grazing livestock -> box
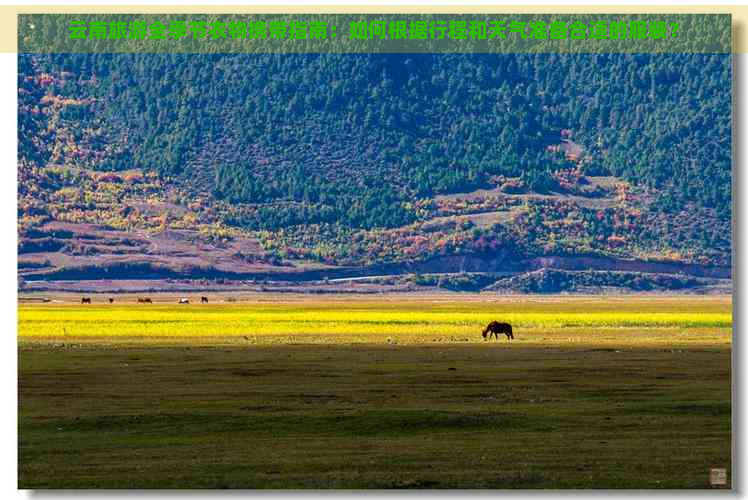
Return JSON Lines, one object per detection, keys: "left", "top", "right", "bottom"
{"left": 137, "top": 297, "right": 152, "bottom": 304}
{"left": 108, "top": 298, "right": 114, "bottom": 304}
{"left": 482, "top": 321, "right": 514, "bottom": 341}
{"left": 81, "top": 297, "right": 91, "bottom": 304}
{"left": 201, "top": 296, "right": 209, "bottom": 304}
{"left": 178, "top": 298, "right": 190, "bottom": 304}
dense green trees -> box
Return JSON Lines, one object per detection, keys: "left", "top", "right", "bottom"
{"left": 19, "top": 52, "right": 731, "bottom": 230}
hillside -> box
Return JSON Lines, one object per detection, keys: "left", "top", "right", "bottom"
{"left": 17, "top": 53, "right": 732, "bottom": 294}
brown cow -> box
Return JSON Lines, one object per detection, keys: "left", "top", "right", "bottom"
{"left": 201, "top": 296, "right": 208, "bottom": 304}
{"left": 81, "top": 297, "right": 91, "bottom": 304}
{"left": 482, "top": 321, "right": 514, "bottom": 341}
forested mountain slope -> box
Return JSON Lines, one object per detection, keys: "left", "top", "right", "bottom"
{"left": 17, "top": 53, "right": 732, "bottom": 293}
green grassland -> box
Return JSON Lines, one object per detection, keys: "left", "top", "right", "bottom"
{"left": 18, "top": 295, "right": 732, "bottom": 488}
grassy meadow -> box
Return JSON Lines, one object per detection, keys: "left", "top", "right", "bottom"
{"left": 18, "top": 295, "right": 731, "bottom": 345}
{"left": 18, "top": 295, "right": 732, "bottom": 488}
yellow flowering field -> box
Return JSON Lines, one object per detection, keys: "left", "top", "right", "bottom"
{"left": 17, "top": 296, "right": 732, "bottom": 346}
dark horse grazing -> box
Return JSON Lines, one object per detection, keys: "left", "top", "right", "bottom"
{"left": 201, "top": 296, "right": 209, "bottom": 304}
{"left": 81, "top": 297, "right": 91, "bottom": 304}
{"left": 482, "top": 321, "right": 514, "bottom": 341}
